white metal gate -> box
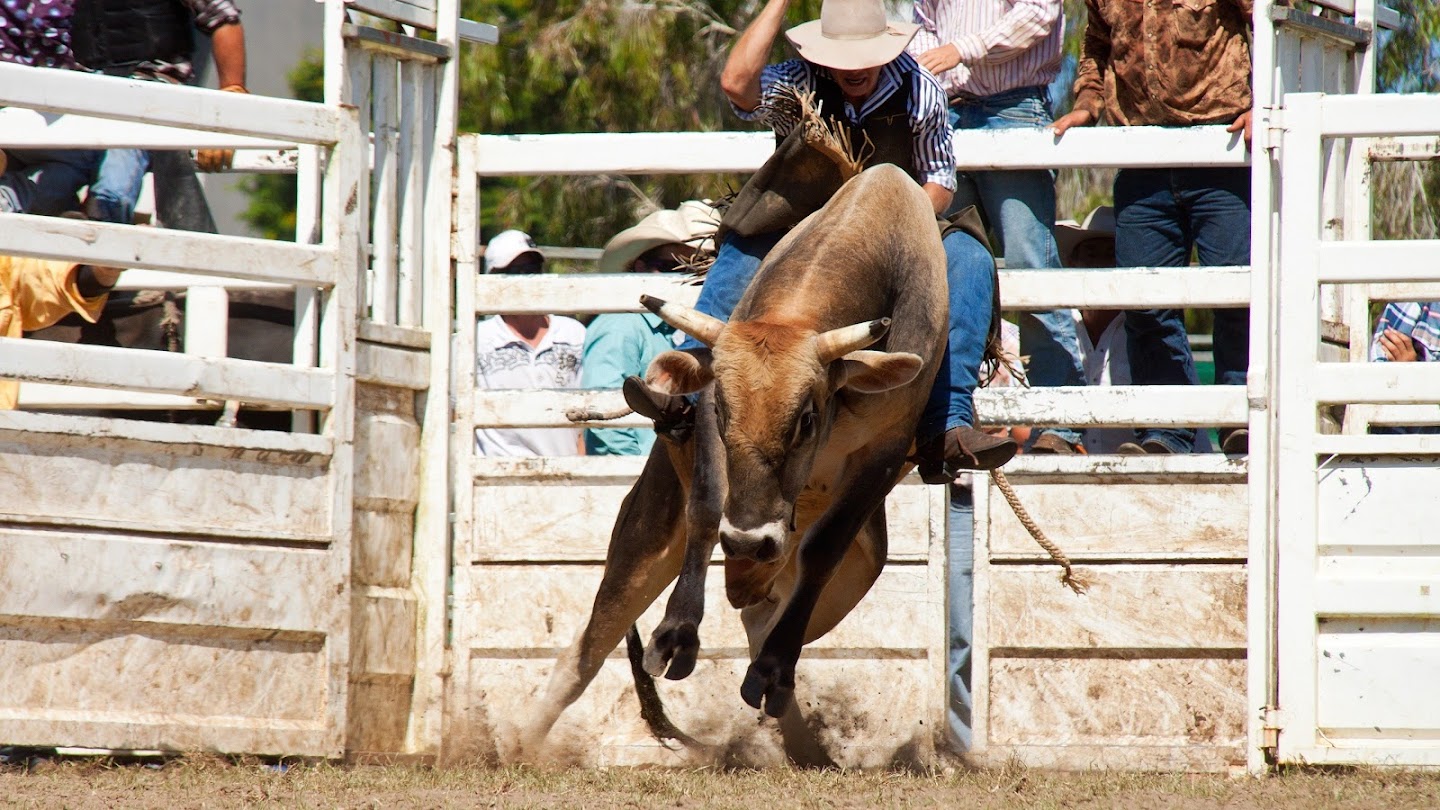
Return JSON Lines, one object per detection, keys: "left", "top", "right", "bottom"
{"left": 1266, "top": 91, "right": 1440, "bottom": 767}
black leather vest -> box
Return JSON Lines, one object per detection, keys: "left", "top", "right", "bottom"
{"left": 811, "top": 71, "right": 918, "bottom": 183}
{"left": 720, "top": 69, "right": 921, "bottom": 238}
{"left": 71, "top": 0, "right": 194, "bottom": 76}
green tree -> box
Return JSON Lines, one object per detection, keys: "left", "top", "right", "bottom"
{"left": 460, "top": 0, "right": 821, "bottom": 251}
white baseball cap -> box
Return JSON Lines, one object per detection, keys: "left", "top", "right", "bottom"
{"left": 483, "top": 229, "right": 544, "bottom": 273}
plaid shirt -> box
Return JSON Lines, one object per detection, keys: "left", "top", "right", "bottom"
{"left": 1370, "top": 301, "right": 1440, "bottom": 362}
{"left": 1073, "top": 0, "right": 1252, "bottom": 127}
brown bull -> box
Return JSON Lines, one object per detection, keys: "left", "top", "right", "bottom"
{"left": 525, "top": 164, "right": 948, "bottom": 756}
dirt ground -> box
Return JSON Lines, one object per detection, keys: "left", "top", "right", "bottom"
{"left": 3, "top": 757, "right": 1439, "bottom": 810}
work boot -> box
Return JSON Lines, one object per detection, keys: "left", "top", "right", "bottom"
{"left": 1219, "top": 427, "right": 1249, "bottom": 455}
{"left": 623, "top": 375, "right": 695, "bottom": 444}
{"left": 1029, "top": 432, "right": 1086, "bottom": 455}
{"left": 913, "top": 426, "right": 1018, "bottom": 484}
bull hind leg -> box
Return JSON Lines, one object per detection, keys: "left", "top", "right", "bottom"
{"left": 644, "top": 387, "right": 724, "bottom": 681}
{"left": 521, "top": 447, "right": 688, "bottom": 754}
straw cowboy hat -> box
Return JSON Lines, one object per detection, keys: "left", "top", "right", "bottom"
{"left": 598, "top": 200, "right": 721, "bottom": 274}
{"left": 1054, "top": 205, "right": 1116, "bottom": 267}
{"left": 785, "top": 0, "right": 920, "bottom": 71}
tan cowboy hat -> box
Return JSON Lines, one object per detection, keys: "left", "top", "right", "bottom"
{"left": 785, "top": 0, "right": 920, "bottom": 71}
{"left": 599, "top": 200, "right": 720, "bottom": 274}
{"left": 1054, "top": 205, "right": 1116, "bottom": 267}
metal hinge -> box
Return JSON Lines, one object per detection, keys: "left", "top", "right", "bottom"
{"left": 1262, "top": 706, "right": 1283, "bottom": 754}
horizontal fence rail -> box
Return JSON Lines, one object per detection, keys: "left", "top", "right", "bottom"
{"left": 473, "top": 267, "right": 1253, "bottom": 315}
{"left": 471, "top": 385, "right": 1248, "bottom": 430}
{"left": 0, "top": 108, "right": 295, "bottom": 150}
{"left": 0, "top": 63, "right": 341, "bottom": 144}
{"left": 2, "top": 214, "right": 337, "bottom": 287}
{"left": 472, "top": 126, "right": 1249, "bottom": 176}
{"left": 0, "top": 338, "right": 333, "bottom": 409}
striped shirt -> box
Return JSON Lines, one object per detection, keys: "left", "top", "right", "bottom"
{"left": 1371, "top": 302, "right": 1440, "bottom": 362}
{"left": 908, "top": 0, "right": 1064, "bottom": 99}
{"left": 734, "top": 54, "right": 956, "bottom": 191}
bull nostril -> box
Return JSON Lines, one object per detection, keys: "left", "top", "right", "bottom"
{"left": 755, "top": 539, "right": 779, "bottom": 563}
{"left": 719, "top": 536, "right": 739, "bottom": 558}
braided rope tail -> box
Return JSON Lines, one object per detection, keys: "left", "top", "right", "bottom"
{"left": 989, "top": 468, "right": 1088, "bottom": 595}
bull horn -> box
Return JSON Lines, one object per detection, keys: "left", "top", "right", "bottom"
{"left": 640, "top": 295, "right": 725, "bottom": 347}
{"left": 816, "top": 318, "right": 890, "bottom": 363}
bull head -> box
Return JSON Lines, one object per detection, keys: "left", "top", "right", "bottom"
{"left": 639, "top": 295, "right": 922, "bottom": 564}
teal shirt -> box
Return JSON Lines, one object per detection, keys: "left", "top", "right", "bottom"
{"left": 581, "top": 312, "right": 678, "bottom": 456}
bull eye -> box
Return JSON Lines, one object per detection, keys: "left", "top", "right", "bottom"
{"left": 795, "top": 409, "right": 817, "bottom": 445}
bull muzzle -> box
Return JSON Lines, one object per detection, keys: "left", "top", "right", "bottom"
{"left": 718, "top": 516, "right": 786, "bottom": 563}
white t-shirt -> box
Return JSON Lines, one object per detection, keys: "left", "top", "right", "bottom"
{"left": 1074, "top": 311, "right": 1211, "bottom": 454}
{"left": 474, "top": 315, "right": 585, "bottom": 457}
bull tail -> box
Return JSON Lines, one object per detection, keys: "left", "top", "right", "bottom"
{"left": 624, "top": 623, "right": 705, "bottom": 749}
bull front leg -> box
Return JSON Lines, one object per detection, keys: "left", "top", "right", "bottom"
{"left": 643, "top": 387, "right": 725, "bottom": 681}
{"left": 522, "top": 446, "right": 687, "bottom": 752}
{"left": 739, "top": 446, "right": 906, "bottom": 718}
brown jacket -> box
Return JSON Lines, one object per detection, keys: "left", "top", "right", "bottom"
{"left": 1072, "top": 0, "right": 1252, "bottom": 127}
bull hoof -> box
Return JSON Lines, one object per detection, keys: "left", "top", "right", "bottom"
{"left": 643, "top": 621, "right": 701, "bottom": 680}
{"left": 740, "top": 656, "right": 794, "bottom": 718}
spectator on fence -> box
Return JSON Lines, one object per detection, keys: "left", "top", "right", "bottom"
{"left": 582, "top": 201, "right": 718, "bottom": 456}
{"left": 1367, "top": 301, "right": 1440, "bottom": 435}
{"left": 69, "top": 0, "right": 247, "bottom": 229}
{"left": 907, "top": 0, "right": 1090, "bottom": 457}
{"left": 1051, "top": 0, "right": 1253, "bottom": 456}
{"left": 1056, "top": 206, "right": 1215, "bottom": 453}
{"left": 0, "top": 2, "right": 101, "bottom": 217}
{"left": 475, "top": 229, "right": 585, "bottom": 457}
{"left": 652, "top": 0, "right": 1016, "bottom": 481}
{"left": 1, "top": 249, "right": 122, "bottom": 409}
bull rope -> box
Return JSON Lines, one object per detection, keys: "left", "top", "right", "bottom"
{"left": 989, "top": 468, "right": 1087, "bottom": 595}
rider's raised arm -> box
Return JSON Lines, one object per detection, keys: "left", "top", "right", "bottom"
{"left": 721, "top": 0, "right": 794, "bottom": 112}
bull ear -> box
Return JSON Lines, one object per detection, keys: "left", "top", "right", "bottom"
{"left": 644, "top": 349, "right": 714, "bottom": 396}
{"left": 834, "top": 350, "right": 924, "bottom": 394}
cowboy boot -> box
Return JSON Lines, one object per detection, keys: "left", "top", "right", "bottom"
{"left": 913, "top": 426, "right": 1018, "bottom": 484}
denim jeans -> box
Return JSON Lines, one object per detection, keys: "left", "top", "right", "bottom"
{"left": 950, "top": 87, "right": 1085, "bottom": 446}
{"left": 947, "top": 484, "right": 975, "bottom": 752}
{"left": 87, "top": 148, "right": 152, "bottom": 225}
{"left": 1114, "top": 167, "right": 1251, "bottom": 453}
{"left": 0, "top": 148, "right": 101, "bottom": 215}
{"left": 682, "top": 227, "right": 995, "bottom": 440}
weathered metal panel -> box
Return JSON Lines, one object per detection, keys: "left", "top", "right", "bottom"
{"left": 1316, "top": 618, "right": 1440, "bottom": 738}
{"left": 987, "top": 481, "right": 1247, "bottom": 559}
{"left": 451, "top": 562, "right": 943, "bottom": 768}
{"left": 986, "top": 566, "right": 1247, "bottom": 650}
{"left": 985, "top": 658, "right": 1246, "bottom": 750}
{"left": 0, "top": 527, "right": 343, "bottom": 754}
{"left": 0, "top": 421, "right": 331, "bottom": 542}
{"left": 468, "top": 475, "right": 934, "bottom": 563}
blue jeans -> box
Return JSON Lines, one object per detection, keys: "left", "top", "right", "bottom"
{"left": 682, "top": 228, "right": 995, "bottom": 440}
{"left": 88, "top": 148, "right": 151, "bottom": 225}
{"left": 1114, "top": 167, "right": 1251, "bottom": 453}
{"left": 947, "top": 484, "right": 975, "bottom": 751}
{"left": 0, "top": 148, "right": 101, "bottom": 215}
{"left": 951, "top": 87, "right": 1085, "bottom": 446}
